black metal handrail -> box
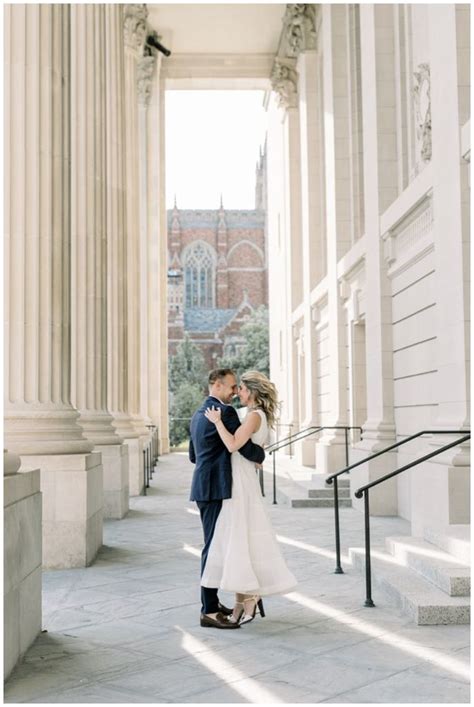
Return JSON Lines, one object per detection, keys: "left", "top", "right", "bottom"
{"left": 354, "top": 432, "right": 470, "bottom": 607}
{"left": 326, "top": 429, "right": 469, "bottom": 574}
{"left": 267, "top": 426, "right": 363, "bottom": 506}
{"left": 266, "top": 425, "right": 320, "bottom": 453}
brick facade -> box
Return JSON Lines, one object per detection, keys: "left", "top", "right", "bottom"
{"left": 167, "top": 203, "right": 267, "bottom": 369}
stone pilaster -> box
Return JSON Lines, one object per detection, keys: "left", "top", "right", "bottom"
{"left": 70, "top": 4, "right": 129, "bottom": 520}
{"left": 315, "top": 5, "right": 351, "bottom": 475}
{"left": 350, "top": 4, "right": 397, "bottom": 515}
{"left": 4, "top": 4, "right": 103, "bottom": 566}
{"left": 408, "top": 5, "right": 470, "bottom": 535}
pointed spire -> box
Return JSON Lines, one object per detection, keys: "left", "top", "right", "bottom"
{"left": 219, "top": 193, "right": 224, "bottom": 210}
{"left": 173, "top": 193, "right": 178, "bottom": 209}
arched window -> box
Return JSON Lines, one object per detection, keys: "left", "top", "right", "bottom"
{"left": 183, "top": 242, "right": 215, "bottom": 308}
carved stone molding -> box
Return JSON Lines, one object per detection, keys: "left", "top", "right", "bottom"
{"left": 124, "top": 4, "right": 148, "bottom": 52}
{"left": 413, "top": 63, "right": 432, "bottom": 163}
{"left": 137, "top": 53, "right": 156, "bottom": 104}
{"left": 284, "top": 4, "right": 317, "bottom": 57}
{"left": 271, "top": 57, "right": 298, "bottom": 109}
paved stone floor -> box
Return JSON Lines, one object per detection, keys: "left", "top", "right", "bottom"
{"left": 5, "top": 453, "right": 470, "bottom": 704}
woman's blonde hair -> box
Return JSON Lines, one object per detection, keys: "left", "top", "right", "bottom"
{"left": 240, "top": 370, "right": 280, "bottom": 428}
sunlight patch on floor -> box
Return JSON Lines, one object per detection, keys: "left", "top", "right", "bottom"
{"left": 285, "top": 592, "right": 470, "bottom": 682}
{"left": 277, "top": 534, "right": 350, "bottom": 564}
{"left": 178, "top": 628, "right": 282, "bottom": 703}
{"left": 183, "top": 543, "right": 201, "bottom": 558}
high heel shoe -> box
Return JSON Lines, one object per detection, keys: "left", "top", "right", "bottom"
{"left": 229, "top": 601, "right": 245, "bottom": 624}
{"left": 239, "top": 595, "right": 265, "bottom": 625}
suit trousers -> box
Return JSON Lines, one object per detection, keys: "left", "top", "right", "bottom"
{"left": 197, "top": 499, "right": 223, "bottom": 614}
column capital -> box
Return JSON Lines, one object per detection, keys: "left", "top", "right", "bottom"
{"left": 4, "top": 450, "right": 21, "bottom": 476}
{"left": 413, "top": 62, "right": 432, "bottom": 164}
{"left": 123, "top": 4, "right": 148, "bottom": 52}
{"left": 137, "top": 51, "right": 157, "bottom": 105}
{"left": 271, "top": 57, "right": 298, "bottom": 110}
{"left": 284, "top": 4, "right": 317, "bottom": 58}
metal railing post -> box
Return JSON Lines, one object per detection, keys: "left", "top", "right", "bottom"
{"left": 333, "top": 476, "right": 343, "bottom": 574}
{"left": 143, "top": 449, "right": 147, "bottom": 496}
{"left": 289, "top": 426, "right": 293, "bottom": 458}
{"left": 272, "top": 452, "right": 277, "bottom": 504}
{"left": 363, "top": 490, "right": 375, "bottom": 607}
{"left": 259, "top": 467, "right": 265, "bottom": 497}
{"left": 344, "top": 427, "right": 349, "bottom": 467}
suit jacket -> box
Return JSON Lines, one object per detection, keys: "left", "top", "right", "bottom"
{"left": 189, "top": 395, "right": 265, "bottom": 502}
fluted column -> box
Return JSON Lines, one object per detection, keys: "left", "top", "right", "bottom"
{"left": 142, "top": 32, "right": 170, "bottom": 452}
{"left": 70, "top": 4, "right": 129, "bottom": 519}
{"left": 122, "top": 4, "right": 150, "bottom": 494}
{"left": 5, "top": 4, "right": 103, "bottom": 567}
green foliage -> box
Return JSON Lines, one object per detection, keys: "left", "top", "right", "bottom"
{"left": 218, "top": 306, "right": 269, "bottom": 379}
{"left": 169, "top": 381, "right": 204, "bottom": 447}
{"left": 168, "top": 335, "right": 207, "bottom": 393}
{"left": 168, "top": 335, "right": 207, "bottom": 447}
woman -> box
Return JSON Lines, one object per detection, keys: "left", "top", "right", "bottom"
{"left": 202, "top": 370, "right": 297, "bottom": 624}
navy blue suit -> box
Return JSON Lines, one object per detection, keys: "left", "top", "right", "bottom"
{"left": 189, "top": 396, "right": 265, "bottom": 614}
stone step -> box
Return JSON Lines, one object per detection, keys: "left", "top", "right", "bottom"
{"left": 308, "top": 487, "right": 351, "bottom": 499}
{"left": 291, "top": 498, "right": 352, "bottom": 509}
{"left": 313, "top": 474, "right": 350, "bottom": 488}
{"left": 423, "top": 525, "right": 471, "bottom": 565}
{"left": 349, "top": 546, "right": 470, "bottom": 625}
{"left": 385, "top": 536, "right": 470, "bottom": 597}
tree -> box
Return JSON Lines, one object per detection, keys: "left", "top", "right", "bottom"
{"left": 169, "top": 381, "right": 204, "bottom": 447}
{"left": 218, "top": 306, "right": 269, "bottom": 379}
{"left": 168, "top": 334, "right": 207, "bottom": 393}
{"left": 168, "top": 335, "right": 207, "bottom": 446}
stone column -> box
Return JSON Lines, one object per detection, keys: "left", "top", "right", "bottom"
{"left": 351, "top": 4, "right": 398, "bottom": 514}
{"left": 70, "top": 4, "right": 129, "bottom": 520}
{"left": 4, "top": 4, "right": 103, "bottom": 567}
{"left": 145, "top": 41, "right": 170, "bottom": 452}
{"left": 410, "top": 5, "right": 470, "bottom": 534}
{"left": 297, "top": 49, "right": 321, "bottom": 466}
{"left": 122, "top": 4, "right": 150, "bottom": 495}
{"left": 271, "top": 56, "right": 302, "bottom": 445}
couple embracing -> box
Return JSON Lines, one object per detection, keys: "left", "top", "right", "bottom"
{"left": 189, "top": 368, "right": 297, "bottom": 629}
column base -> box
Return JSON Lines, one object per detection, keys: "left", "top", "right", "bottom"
{"left": 411, "top": 459, "right": 470, "bottom": 536}
{"left": 296, "top": 438, "right": 316, "bottom": 467}
{"left": 22, "top": 452, "right": 103, "bottom": 569}
{"left": 4, "top": 469, "right": 42, "bottom": 680}
{"left": 95, "top": 443, "right": 129, "bottom": 519}
{"left": 315, "top": 430, "right": 347, "bottom": 475}
{"left": 159, "top": 436, "right": 170, "bottom": 455}
{"left": 122, "top": 437, "right": 144, "bottom": 496}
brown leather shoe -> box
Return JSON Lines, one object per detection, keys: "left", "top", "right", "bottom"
{"left": 200, "top": 612, "right": 240, "bottom": 629}
{"left": 217, "top": 602, "right": 233, "bottom": 616}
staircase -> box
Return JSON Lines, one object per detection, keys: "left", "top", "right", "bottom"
{"left": 262, "top": 454, "right": 353, "bottom": 508}
{"left": 349, "top": 525, "right": 470, "bottom": 625}
{"left": 291, "top": 474, "right": 352, "bottom": 508}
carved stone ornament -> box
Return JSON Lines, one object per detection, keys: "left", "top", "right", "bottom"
{"left": 284, "top": 4, "right": 317, "bottom": 57}
{"left": 124, "top": 4, "right": 148, "bottom": 51}
{"left": 271, "top": 57, "right": 298, "bottom": 109}
{"left": 137, "top": 53, "right": 156, "bottom": 104}
{"left": 413, "top": 63, "right": 432, "bottom": 163}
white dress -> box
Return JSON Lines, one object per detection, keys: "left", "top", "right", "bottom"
{"left": 201, "top": 409, "right": 297, "bottom": 595}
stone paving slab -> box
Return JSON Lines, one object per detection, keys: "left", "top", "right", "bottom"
{"left": 4, "top": 452, "right": 470, "bottom": 704}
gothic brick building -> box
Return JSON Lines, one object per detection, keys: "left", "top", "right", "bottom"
{"left": 168, "top": 150, "right": 268, "bottom": 369}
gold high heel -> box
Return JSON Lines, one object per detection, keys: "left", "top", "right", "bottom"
{"left": 239, "top": 595, "right": 265, "bottom": 625}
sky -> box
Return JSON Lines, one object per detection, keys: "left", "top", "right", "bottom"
{"left": 165, "top": 90, "right": 268, "bottom": 210}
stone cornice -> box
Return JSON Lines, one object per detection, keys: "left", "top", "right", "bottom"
{"left": 123, "top": 4, "right": 148, "bottom": 52}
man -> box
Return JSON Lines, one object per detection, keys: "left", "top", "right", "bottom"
{"left": 189, "top": 368, "right": 265, "bottom": 629}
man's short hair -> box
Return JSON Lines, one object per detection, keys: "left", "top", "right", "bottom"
{"left": 208, "top": 368, "right": 235, "bottom": 386}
